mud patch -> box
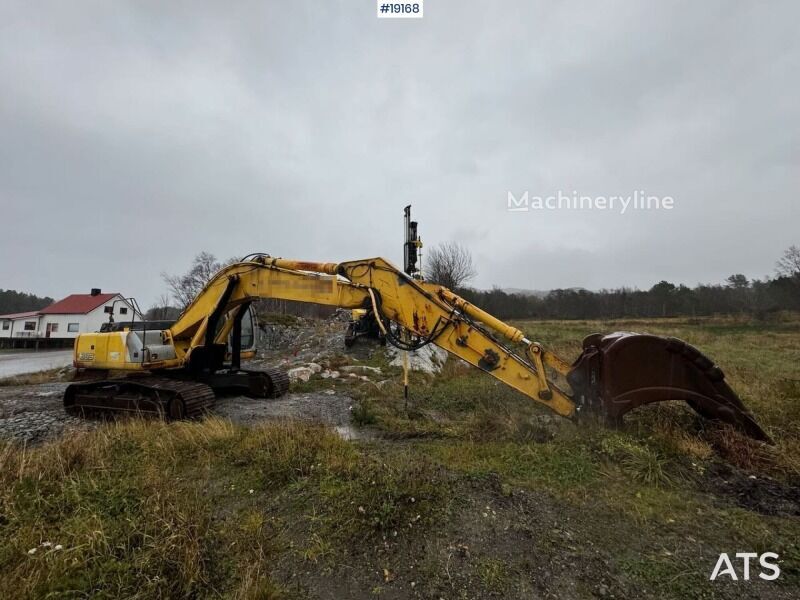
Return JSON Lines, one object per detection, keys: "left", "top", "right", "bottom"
{"left": 705, "top": 462, "right": 800, "bottom": 516}
{"left": 287, "top": 473, "right": 645, "bottom": 600}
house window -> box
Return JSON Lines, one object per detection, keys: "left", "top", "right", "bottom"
{"left": 24, "top": 321, "right": 36, "bottom": 331}
{"left": 67, "top": 323, "right": 80, "bottom": 333}
{"left": 120, "top": 307, "right": 128, "bottom": 315}
{"left": 2, "top": 321, "right": 8, "bottom": 330}
{"left": 49, "top": 323, "right": 59, "bottom": 332}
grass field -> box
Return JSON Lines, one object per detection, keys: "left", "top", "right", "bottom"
{"left": 1, "top": 315, "right": 798, "bottom": 598}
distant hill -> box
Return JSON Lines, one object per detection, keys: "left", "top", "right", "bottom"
{"left": 0, "top": 289, "right": 55, "bottom": 315}
{"left": 502, "top": 288, "right": 549, "bottom": 298}
{"left": 501, "top": 287, "right": 590, "bottom": 298}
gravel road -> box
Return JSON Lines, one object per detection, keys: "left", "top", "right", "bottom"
{"left": 0, "top": 382, "right": 363, "bottom": 445}
{"left": 0, "top": 382, "right": 94, "bottom": 444}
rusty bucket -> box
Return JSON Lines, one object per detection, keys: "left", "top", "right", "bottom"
{"left": 567, "top": 332, "right": 771, "bottom": 443}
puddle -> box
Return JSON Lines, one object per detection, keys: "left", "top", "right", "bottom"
{"left": 334, "top": 424, "right": 378, "bottom": 441}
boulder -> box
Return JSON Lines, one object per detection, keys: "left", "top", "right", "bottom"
{"left": 287, "top": 366, "right": 313, "bottom": 383}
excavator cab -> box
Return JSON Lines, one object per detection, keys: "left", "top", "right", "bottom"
{"left": 228, "top": 305, "right": 257, "bottom": 360}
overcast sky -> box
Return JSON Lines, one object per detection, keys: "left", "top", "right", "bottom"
{"left": 1, "top": 1, "right": 797, "bottom": 307}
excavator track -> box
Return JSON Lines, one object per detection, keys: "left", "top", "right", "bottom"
{"left": 64, "top": 376, "right": 215, "bottom": 419}
{"left": 162, "top": 366, "right": 291, "bottom": 399}
{"left": 257, "top": 366, "right": 290, "bottom": 398}
{"left": 63, "top": 366, "right": 290, "bottom": 421}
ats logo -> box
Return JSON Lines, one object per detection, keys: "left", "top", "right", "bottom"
{"left": 710, "top": 552, "right": 780, "bottom": 581}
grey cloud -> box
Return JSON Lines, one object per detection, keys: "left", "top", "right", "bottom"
{"left": 0, "top": 0, "right": 797, "bottom": 307}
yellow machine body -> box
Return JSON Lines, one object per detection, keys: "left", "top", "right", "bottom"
{"left": 68, "top": 254, "right": 770, "bottom": 441}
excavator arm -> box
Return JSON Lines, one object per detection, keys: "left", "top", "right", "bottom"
{"left": 178, "top": 255, "right": 770, "bottom": 441}
{"left": 164, "top": 257, "right": 573, "bottom": 416}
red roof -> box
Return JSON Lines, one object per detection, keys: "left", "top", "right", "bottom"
{"left": 0, "top": 310, "right": 39, "bottom": 320}
{"left": 39, "top": 293, "right": 120, "bottom": 315}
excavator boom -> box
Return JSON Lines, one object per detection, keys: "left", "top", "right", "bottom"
{"left": 276, "top": 257, "right": 770, "bottom": 442}
{"left": 67, "top": 254, "right": 770, "bottom": 442}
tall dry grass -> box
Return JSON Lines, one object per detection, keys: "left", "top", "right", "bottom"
{"left": 0, "top": 417, "right": 450, "bottom": 599}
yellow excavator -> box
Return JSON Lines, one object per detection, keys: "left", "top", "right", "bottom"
{"left": 65, "top": 254, "right": 770, "bottom": 442}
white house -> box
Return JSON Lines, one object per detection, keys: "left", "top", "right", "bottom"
{"left": 0, "top": 289, "right": 140, "bottom": 348}
{"left": 0, "top": 311, "right": 41, "bottom": 342}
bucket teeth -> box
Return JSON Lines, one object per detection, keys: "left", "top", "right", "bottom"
{"left": 567, "top": 332, "right": 772, "bottom": 443}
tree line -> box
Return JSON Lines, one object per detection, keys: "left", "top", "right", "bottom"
{"left": 0, "top": 289, "right": 54, "bottom": 315}
{"left": 431, "top": 244, "right": 800, "bottom": 320}
{"left": 457, "top": 275, "right": 800, "bottom": 321}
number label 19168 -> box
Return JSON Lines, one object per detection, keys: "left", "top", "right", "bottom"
{"left": 377, "top": 1, "right": 423, "bottom": 19}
